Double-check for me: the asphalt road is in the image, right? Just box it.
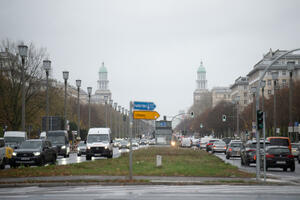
[214,152,300,183]
[1,185,300,200]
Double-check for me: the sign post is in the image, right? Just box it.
[129,101,133,180]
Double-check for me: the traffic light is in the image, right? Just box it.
[222,114,226,122]
[190,111,194,118]
[257,110,264,130]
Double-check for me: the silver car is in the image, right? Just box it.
[226,141,242,159]
[211,141,227,153]
[292,143,300,160]
[77,141,86,156]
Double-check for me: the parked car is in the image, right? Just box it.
[206,139,219,152]
[139,139,148,145]
[46,130,70,158]
[77,141,87,156]
[261,146,295,172]
[226,140,242,159]
[291,143,300,160]
[211,141,227,154]
[11,139,57,167]
[149,138,156,145]
[240,139,269,166]
[113,139,121,148]
[199,136,212,149]
[191,138,199,147]
[181,138,192,148]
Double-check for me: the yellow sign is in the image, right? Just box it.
[133,111,160,120]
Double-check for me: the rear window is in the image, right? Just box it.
[230,143,241,147]
[268,148,290,155]
[269,138,289,147]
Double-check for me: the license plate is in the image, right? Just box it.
[21,157,30,160]
[277,161,285,164]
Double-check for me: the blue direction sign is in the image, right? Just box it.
[133,101,156,111]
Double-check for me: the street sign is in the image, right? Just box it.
[133,111,160,120]
[133,101,156,111]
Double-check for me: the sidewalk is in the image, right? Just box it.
[0,175,295,187]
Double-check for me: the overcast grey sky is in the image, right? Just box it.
[1,0,300,118]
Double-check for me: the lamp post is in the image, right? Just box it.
[62,71,69,130]
[113,103,117,138]
[104,96,108,127]
[109,99,113,130]
[251,86,257,139]
[18,44,28,131]
[125,109,128,137]
[118,105,121,138]
[287,61,295,141]
[87,87,92,130]
[43,60,51,134]
[272,71,279,136]
[76,80,81,140]
[122,107,124,138]
[235,96,240,138]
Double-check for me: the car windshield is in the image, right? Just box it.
[19,141,42,149]
[230,143,242,147]
[47,136,65,145]
[215,141,225,145]
[78,142,86,147]
[120,140,128,145]
[268,148,290,155]
[4,137,24,143]
[209,140,218,143]
[269,138,289,147]
[87,134,109,143]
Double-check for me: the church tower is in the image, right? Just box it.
[196,61,207,90]
[92,62,112,104]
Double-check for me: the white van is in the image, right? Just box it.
[181,137,192,147]
[4,131,27,149]
[40,132,46,140]
[86,128,113,160]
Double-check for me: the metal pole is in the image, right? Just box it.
[119,112,121,138]
[46,70,49,134]
[252,93,256,139]
[256,91,260,182]
[274,80,277,136]
[129,101,133,180]
[263,112,266,183]
[105,102,107,127]
[237,103,239,139]
[77,87,80,139]
[21,57,26,131]
[88,94,91,129]
[289,71,293,141]
[64,79,67,129]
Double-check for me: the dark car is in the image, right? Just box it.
[226,140,242,159]
[11,139,57,167]
[261,146,295,172]
[240,139,269,166]
[206,139,219,152]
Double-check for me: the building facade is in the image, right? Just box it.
[211,87,231,107]
[230,76,249,110]
[247,49,300,102]
[91,62,112,104]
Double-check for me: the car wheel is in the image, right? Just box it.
[66,154,70,158]
[245,159,249,166]
[86,155,91,160]
[77,153,81,157]
[224,152,226,155]
[64,154,67,158]
[226,154,230,160]
[298,158,300,164]
[0,159,5,169]
[290,164,295,172]
[38,157,45,166]
[283,167,287,172]
[51,155,57,165]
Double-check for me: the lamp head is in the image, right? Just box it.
[87,87,92,95]
[63,71,69,80]
[43,60,51,72]
[76,79,81,88]
[18,44,28,57]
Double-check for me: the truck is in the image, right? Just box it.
[86,128,113,160]
[4,131,27,149]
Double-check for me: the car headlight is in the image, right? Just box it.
[34,152,40,156]
[104,146,108,149]
[61,145,66,149]
[77,147,80,151]
[12,152,17,156]
[87,146,91,150]
[171,141,176,146]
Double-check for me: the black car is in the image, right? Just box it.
[261,146,295,172]
[11,139,57,167]
[240,139,269,166]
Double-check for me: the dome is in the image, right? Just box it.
[197,61,206,73]
[99,62,107,73]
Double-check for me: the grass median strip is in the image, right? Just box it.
[0,147,254,178]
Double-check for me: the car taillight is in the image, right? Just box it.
[229,148,232,152]
[266,154,275,158]
[224,147,227,149]
[213,145,216,148]
[287,155,294,159]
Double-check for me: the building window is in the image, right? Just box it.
[244,85,247,90]
[282,70,286,76]
[268,90,271,94]
[244,100,247,105]
[267,80,271,86]
[282,79,286,85]
[244,92,247,97]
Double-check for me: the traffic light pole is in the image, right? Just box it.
[263,112,266,183]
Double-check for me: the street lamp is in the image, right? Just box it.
[18,44,28,131]
[235,96,240,138]
[118,105,121,138]
[272,71,279,136]
[260,80,266,111]
[113,102,117,138]
[287,61,295,141]
[109,99,113,130]
[62,71,69,130]
[251,86,257,139]
[122,107,124,138]
[104,96,108,127]
[87,87,92,130]
[43,60,51,133]
[76,79,81,140]
[125,109,128,137]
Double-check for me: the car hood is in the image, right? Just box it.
[15,148,41,153]
[87,142,109,147]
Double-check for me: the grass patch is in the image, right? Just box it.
[0,147,254,178]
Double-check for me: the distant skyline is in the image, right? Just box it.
[1,0,300,119]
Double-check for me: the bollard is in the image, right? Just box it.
[156,155,162,167]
